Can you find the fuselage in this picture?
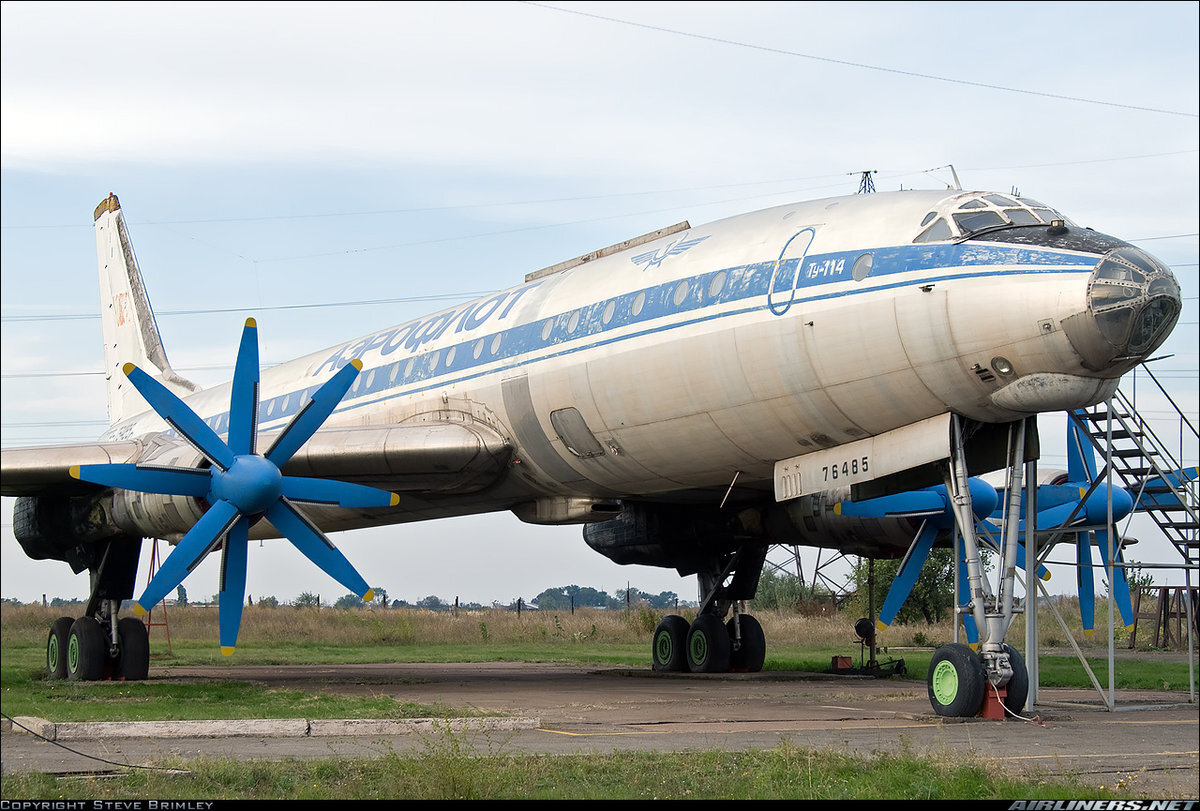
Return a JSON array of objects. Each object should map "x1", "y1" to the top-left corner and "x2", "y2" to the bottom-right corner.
[{"x1": 98, "y1": 189, "x2": 1182, "y2": 529}]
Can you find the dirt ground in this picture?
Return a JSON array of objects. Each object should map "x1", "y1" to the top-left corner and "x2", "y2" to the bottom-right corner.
[{"x1": 3, "y1": 660, "x2": 1197, "y2": 799}]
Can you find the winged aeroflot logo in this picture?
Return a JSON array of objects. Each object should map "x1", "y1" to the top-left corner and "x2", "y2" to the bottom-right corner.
[{"x1": 630, "y1": 233, "x2": 710, "y2": 271}]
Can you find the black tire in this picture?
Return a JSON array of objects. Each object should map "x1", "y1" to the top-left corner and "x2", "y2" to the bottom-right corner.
[
  {"x1": 651, "y1": 615, "x2": 689, "y2": 672},
  {"x1": 115, "y1": 617, "x2": 150, "y2": 681},
  {"x1": 927, "y1": 642, "x2": 985, "y2": 717},
  {"x1": 1000, "y1": 643, "x2": 1029, "y2": 718},
  {"x1": 687, "y1": 614, "x2": 731, "y2": 673},
  {"x1": 727, "y1": 614, "x2": 766, "y2": 673},
  {"x1": 46, "y1": 616, "x2": 75, "y2": 680},
  {"x1": 67, "y1": 617, "x2": 107, "y2": 681}
]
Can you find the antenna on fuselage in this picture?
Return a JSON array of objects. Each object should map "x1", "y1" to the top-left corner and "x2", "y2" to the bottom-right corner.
[
  {"x1": 853, "y1": 170, "x2": 877, "y2": 194},
  {"x1": 925, "y1": 164, "x2": 963, "y2": 190}
]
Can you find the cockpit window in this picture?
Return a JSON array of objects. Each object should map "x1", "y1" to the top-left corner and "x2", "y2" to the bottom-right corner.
[
  {"x1": 912, "y1": 192, "x2": 1076, "y2": 243},
  {"x1": 953, "y1": 210, "x2": 1006, "y2": 232},
  {"x1": 915, "y1": 217, "x2": 953, "y2": 243}
]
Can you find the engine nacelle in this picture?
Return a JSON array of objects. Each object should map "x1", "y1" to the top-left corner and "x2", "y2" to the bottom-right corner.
[{"x1": 583, "y1": 502, "x2": 765, "y2": 575}]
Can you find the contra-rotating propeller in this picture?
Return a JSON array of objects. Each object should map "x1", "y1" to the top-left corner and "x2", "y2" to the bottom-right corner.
[{"x1": 71, "y1": 318, "x2": 399, "y2": 654}]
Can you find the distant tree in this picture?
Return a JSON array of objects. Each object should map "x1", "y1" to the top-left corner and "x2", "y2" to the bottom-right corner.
[
  {"x1": 176, "y1": 585, "x2": 188, "y2": 606},
  {"x1": 416, "y1": 595, "x2": 449, "y2": 611},
  {"x1": 848, "y1": 550, "x2": 957, "y2": 625},
  {"x1": 533, "y1": 587, "x2": 571, "y2": 610},
  {"x1": 646, "y1": 590, "x2": 682, "y2": 610},
  {"x1": 372, "y1": 588, "x2": 389, "y2": 608},
  {"x1": 257, "y1": 595, "x2": 279, "y2": 608},
  {"x1": 294, "y1": 592, "x2": 320, "y2": 608},
  {"x1": 334, "y1": 593, "x2": 364, "y2": 609}
]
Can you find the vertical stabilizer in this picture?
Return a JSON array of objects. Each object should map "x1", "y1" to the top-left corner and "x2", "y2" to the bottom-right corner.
[{"x1": 94, "y1": 194, "x2": 198, "y2": 424}]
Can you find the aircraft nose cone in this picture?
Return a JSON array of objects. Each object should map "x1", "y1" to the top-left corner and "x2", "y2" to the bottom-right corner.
[{"x1": 1063, "y1": 246, "x2": 1181, "y2": 371}]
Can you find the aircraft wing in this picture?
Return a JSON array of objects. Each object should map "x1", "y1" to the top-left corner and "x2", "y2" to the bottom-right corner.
[{"x1": 0, "y1": 422, "x2": 512, "y2": 499}]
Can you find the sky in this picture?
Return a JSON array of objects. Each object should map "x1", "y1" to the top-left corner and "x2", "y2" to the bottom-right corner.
[{"x1": 2, "y1": 1, "x2": 1197, "y2": 611}]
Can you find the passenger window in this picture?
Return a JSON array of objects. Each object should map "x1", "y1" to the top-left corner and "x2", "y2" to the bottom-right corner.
[{"x1": 851, "y1": 253, "x2": 873, "y2": 282}]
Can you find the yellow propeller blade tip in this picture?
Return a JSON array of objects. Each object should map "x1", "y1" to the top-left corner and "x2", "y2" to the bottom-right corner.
[
  {"x1": 1124, "y1": 624, "x2": 1134, "y2": 633},
  {"x1": 875, "y1": 619, "x2": 888, "y2": 632},
  {"x1": 1083, "y1": 629, "x2": 1094, "y2": 637},
  {"x1": 1041, "y1": 571, "x2": 1052, "y2": 581},
  {"x1": 69, "y1": 465, "x2": 81, "y2": 479},
  {"x1": 363, "y1": 589, "x2": 375, "y2": 602},
  {"x1": 221, "y1": 646, "x2": 236, "y2": 657},
  {"x1": 389, "y1": 493, "x2": 400, "y2": 506},
  {"x1": 350, "y1": 359, "x2": 363, "y2": 371},
  {"x1": 122, "y1": 362, "x2": 137, "y2": 375},
  {"x1": 968, "y1": 643, "x2": 980, "y2": 651},
  {"x1": 132, "y1": 602, "x2": 147, "y2": 617},
  {"x1": 833, "y1": 503, "x2": 842, "y2": 515},
  {"x1": 245, "y1": 317, "x2": 257, "y2": 328}
]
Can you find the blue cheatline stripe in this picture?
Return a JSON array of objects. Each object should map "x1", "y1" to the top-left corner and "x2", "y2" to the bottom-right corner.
[{"x1": 112, "y1": 242, "x2": 1097, "y2": 439}]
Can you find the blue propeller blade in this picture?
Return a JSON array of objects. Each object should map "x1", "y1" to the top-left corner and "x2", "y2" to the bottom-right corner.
[
  {"x1": 133, "y1": 499, "x2": 241, "y2": 615},
  {"x1": 266, "y1": 498, "x2": 374, "y2": 602},
  {"x1": 123, "y1": 363, "x2": 235, "y2": 471},
  {"x1": 72, "y1": 463, "x2": 211, "y2": 498},
  {"x1": 264, "y1": 360, "x2": 362, "y2": 466},
  {"x1": 218, "y1": 518, "x2": 250, "y2": 654},
  {"x1": 835, "y1": 489, "x2": 946, "y2": 520},
  {"x1": 1077, "y1": 531, "x2": 1096, "y2": 636},
  {"x1": 80, "y1": 322, "x2": 395, "y2": 653},
  {"x1": 228, "y1": 318, "x2": 261, "y2": 457},
  {"x1": 875, "y1": 521, "x2": 938, "y2": 631},
  {"x1": 1137, "y1": 465, "x2": 1199, "y2": 508},
  {"x1": 1094, "y1": 528, "x2": 1134, "y2": 629},
  {"x1": 280, "y1": 476, "x2": 401, "y2": 508}
]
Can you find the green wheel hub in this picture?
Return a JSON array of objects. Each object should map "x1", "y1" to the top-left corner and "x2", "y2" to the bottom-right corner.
[
  {"x1": 689, "y1": 630, "x2": 709, "y2": 665},
  {"x1": 48, "y1": 636, "x2": 61, "y2": 670},
  {"x1": 931, "y1": 658, "x2": 960, "y2": 705},
  {"x1": 67, "y1": 634, "x2": 80, "y2": 674},
  {"x1": 654, "y1": 630, "x2": 674, "y2": 662}
]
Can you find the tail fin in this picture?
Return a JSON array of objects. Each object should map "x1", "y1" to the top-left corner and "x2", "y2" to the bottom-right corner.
[{"x1": 94, "y1": 194, "x2": 198, "y2": 424}]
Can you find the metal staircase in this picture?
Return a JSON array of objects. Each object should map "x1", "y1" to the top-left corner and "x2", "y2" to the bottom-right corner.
[{"x1": 1069, "y1": 366, "x2": 1198, "y2": 573}]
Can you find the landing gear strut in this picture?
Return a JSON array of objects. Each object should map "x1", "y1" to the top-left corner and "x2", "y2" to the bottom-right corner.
[
  {"x1": 651, "y1": 544, "x2": 768, "y2": 673},
  {"x1": 926, "y1": 416, "x2": 1033, "y2": 718},
  {"x1": 42, "y1": 535, "x2": 150, "y2": 682}
]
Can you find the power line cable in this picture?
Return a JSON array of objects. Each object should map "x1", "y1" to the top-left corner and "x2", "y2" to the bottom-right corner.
[{"x1": 524, "y1": 2, "x2": 1199, "y2": 119}]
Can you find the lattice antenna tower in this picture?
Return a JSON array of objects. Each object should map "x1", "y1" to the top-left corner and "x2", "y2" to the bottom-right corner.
[{"x1": 857, "y1": 170, "x2": 877, "y2": 194}]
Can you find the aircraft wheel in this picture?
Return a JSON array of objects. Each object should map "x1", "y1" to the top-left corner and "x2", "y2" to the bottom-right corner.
[
  {"x1": 115, "y1": 617, "x2": 150, "y2": 681},
  {"x1": 1000, "y1": 643, "x2": 1029, "y2": 718},
  {"x1": 67, "y1": 617, "x2": 107, "y2": 681},
  {"x1": 46, "y1": 616, "x2": 75, "y2": 680},
  {"x1": 927, "y1": 643, "x2": 985, "y2": 717},
  {"x1": 687, "y1": 614, "x2": 731, "y2": 673},
  {"x1": 651, "y1": 615, "x2": 689, "y2": 672},
  {"x1": 727, "y1": 614, "x2": 766, "y2": 673}
]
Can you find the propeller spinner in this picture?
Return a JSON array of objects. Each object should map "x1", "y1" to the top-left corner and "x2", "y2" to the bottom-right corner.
[{"x1": 71, "y1": 319, "x2": 399, "y2": 654}]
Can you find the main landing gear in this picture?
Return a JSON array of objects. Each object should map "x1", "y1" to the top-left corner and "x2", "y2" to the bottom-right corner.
[
  {"x1": 46, "y1": 600, "x2": 150, "y2": 682},
  {"x1": 925, "y1": 415, "x2": 1035, "y2": 718},
  {"x1": 38, "y1": 534, "x2": 151, "y2": 682},
  {"x1": 652, "y1": 544, "x2": 768, "y2": 674}
]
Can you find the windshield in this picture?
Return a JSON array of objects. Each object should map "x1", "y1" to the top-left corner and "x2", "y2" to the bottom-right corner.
[{"x1": 914, "y1": 192, "x2": 1075, "y2": 243}]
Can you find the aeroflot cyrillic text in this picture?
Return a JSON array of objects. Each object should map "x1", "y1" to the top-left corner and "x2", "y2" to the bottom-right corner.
[{"x1": 313, "y1": 283, "x2": 540, "y2": 376}]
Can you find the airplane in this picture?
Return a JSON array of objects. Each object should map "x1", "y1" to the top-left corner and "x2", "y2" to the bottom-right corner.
[{"x1": 0, "y1": 187, "x2": 1183, "y2": 717}]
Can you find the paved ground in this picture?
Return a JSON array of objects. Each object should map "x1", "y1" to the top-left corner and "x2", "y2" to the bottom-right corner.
[{"x1": 3, "y1": 661, "x2": 1197, "y2": 798}]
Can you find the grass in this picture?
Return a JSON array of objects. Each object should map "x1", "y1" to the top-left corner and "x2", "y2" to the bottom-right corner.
[
  {"x1": 2, "y1": 600, "x2": 1194, "y2": 800},
  {"x1": 0, "y1": 740, "x2": 1107, "y2": 800},
  {"x1": 2, "y1": 601, "x2": 1195, "y2": 722}
]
